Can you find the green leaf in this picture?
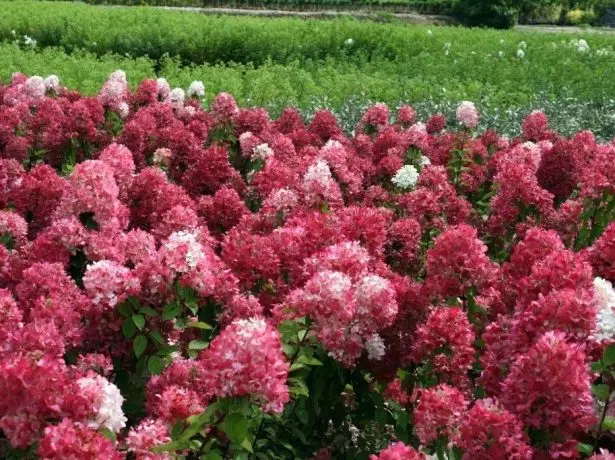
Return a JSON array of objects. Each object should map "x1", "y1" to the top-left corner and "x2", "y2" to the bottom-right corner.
[
  {"x1": 186, "y1": 301, "x2": 199, "y2": 316},
  {"x1": 202, "y1": 453, "x2": 223, "y2": 460},
  {"x1": 135, "y1": 354, "x2": 147, "y2": 378},
  {"x1": 117, "y1": 302, "x2": 133, "y2": 317},
  {"x1": 127, "y1": 296, "x2": 141, "y2": 309},
  {"x1": 282, "y1": 344, "x2": 296, "y2": 357},
  {"x1": 98, "y1": 427, "x2": 116, "y2": 441},
  {"x1": 577, "y1": 442, "x2": 594, "y2": 455},
  {"x1": 240, "y1": 437, "x2": 254, "y2": 453},
  {"x1": 295, "y1": 404, "x2": 308, "y2": 425},
  {"x1": 132, "y1": 314, "x2": 145, "y2": 331},
  {"x1": 232, "y1": 396, "x2": 250, "y2": 416},
  {"x1": 171, "y1": 421, "x2": 185, "y2": 439},
  {"x1": 180, "y1": 405, "x2": 218, "y2": 442},
  {"x1": 122, "y1": 317, "x2": 137, "y2": 339},
  {"x1": 288, "y1": 377, "x2": 309, "y2": 397},
  {"x1": 133, "y1": 334, "x2": 148, "y2": 358},
  {"x1": 147, "y1": 355, "x2": 165, "y2": 375},
  {"x1": 290, "y1": 363, "x2": 306, "y2": 372},
  {"x1": 604, "y1": 344, "x2": 615, "y2": 366},
  {"x1": 279, "y1": 319, "x2": 302, "y2": 339},
  {"x1": 592, "y1": 383, "x2": 610, "y2": 401},
  {"x1": 149, "y1": 330, "x2": 165, "y2": 345},
  {"x1": 189, "y1": 340, "x2": 209, "y2": 350},
  {"x1": 151, "y1": 439, "x2": 191, "y2": 453},
  {"x1": 602, "y1": 415, "x2": 615, "y2": 431},
  {"x1": 221, "y1": 413, "x2": 248, "y2": 445},
  {"x1": 139, "y1": 306, "x2": 159, "y2": 317},
  {"x1": 297, "y1": 355, "x2": 322, "y2": 366},
  {"x1": 591, "y1": 361, "x2": 605, "y2": 373},
  {"x1": 162, "y1": 301, "x2": 182, "y2": 321},
  {"x1": 187, "y1": 321, "x2": 213, "y2": 330}
]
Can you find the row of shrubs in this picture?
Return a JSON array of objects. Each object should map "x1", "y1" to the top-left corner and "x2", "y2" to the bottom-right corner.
[
  {"x1": 67, "y1": 0, "x2": 615, "y2": 28},
  {"x1": 74, "y1": 0, "x2": 454, "y2": 14}
]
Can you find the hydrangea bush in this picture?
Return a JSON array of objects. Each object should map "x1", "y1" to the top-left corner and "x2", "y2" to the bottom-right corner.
[{"x1": 1, "y1": 71, "x2": 615, "y2": 459}]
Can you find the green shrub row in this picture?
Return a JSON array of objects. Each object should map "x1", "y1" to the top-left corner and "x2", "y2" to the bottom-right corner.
[
  {"x1": 2, "y1": 42, "x2": 615, "y2": 139},
  {"x1": 4, "y1": 1, "x2": 615, "y2": 66},
  {"x1": 4, "y1": 2, "x2": 615, "y2": 97},
  {"x1": 78, "y1": 0, "x2": 453, "y2": 13},
  {"x1": 0, "y1": 1, "x2": 456, "y2": 65},
  {"x1": 34, "y1": 0, "x2": 615, "y2": 26}
]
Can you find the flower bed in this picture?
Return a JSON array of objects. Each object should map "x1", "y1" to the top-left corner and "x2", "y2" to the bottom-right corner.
[{"x1": 1, "y1": 71, "x2": 615, "y2": 458}]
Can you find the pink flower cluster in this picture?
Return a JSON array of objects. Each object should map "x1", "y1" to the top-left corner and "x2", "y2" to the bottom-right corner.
[
  {"x1": 370, "y1": 442, "x2": 425, "y2": 459},
  {"x1": 145, "y1": 317, "x2": 289, "y2": 423},
  {"x1": 1, "y1": 73, "x2": 615, "y2": 457},
  {"x1": 281, "y1": 241, "x2": 398, "y2": 366}
]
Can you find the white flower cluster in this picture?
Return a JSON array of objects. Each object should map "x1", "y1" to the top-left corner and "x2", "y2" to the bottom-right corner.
[
  {"x1": 109, "y1": 70, "x2": 127, "y2": 85},
  {"x1": 408, "y1": 122, "x2": 427, "y2": 134},
  {"x1": 235, "y1": 317, "x2": 268, "y2": 341},
  {"x1": 253, "y1": 143, "x2": 274, "y2": 160},
  {"x1": 187, "y1": 80, "x2": 205, "y2": 98},
  {"x1": 418, "y1": 155, "x2": 431, "y2": 167},
  {"x1": 309, "y1": 270, "x2": 352, "y2": 304},
  {"x1": 43, "y1": 75, "x2": 60, "y2": 93},
  {"x1": 323, "y1": 139, "x2": 343, "y2": 151},
  {"x1": 78, "y1": 375, "x2": 127, "y2": 433},
  {"x1": 164, "y1": 230, "x2": 205, "y2": 271},
  {"x1": 592, "y1": 277, "x2": 615, "y2": 343},
  {"x1": 25, "y1": 76, "x2": 45, "y2": 100},
  {"x1": 364, "y1": 334, "x2": 386, "y2": 361},
  {"x1": 23, "y1": 35, "x2": 37, "y2": 47},
  {"x1": 267, "y1": 187, "x2": 299, "y2": 210},
  {"x1": 303, "y1": 159, "x2": 334, "y2": 188},
  {"x1": 169, "y1": 87, "x2": 185, "y2": 106},
  {"x1": 153, "y1": 147, "x2": 173, "y2": 167},
  {"x1": 570, "y1": 38, "x2": 590, "y2": 54},
  {"x1": 392, "y1": 165, "x2": 419, "y2": 190},
  {"x1": 156, "y1": 77, "x2": 170, "y2": 100}
]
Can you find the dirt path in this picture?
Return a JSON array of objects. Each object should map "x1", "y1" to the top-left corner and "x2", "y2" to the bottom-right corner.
[
  {"x1": 103, "y1": 4, "x2": 455, "y2": 24},
  {"x1": 516, "y1": 24, "x2": 615, "y2": 34},
  {"x1": 102, "y1": 4, "x2": 615, "y2": 32}
]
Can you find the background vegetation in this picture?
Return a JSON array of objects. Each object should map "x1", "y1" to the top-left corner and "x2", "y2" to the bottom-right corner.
[
  {"x1": 35, "y1": 0, "x2": 615, "y2": 26},
  {"x1": 2, "y1": 1, "x2": 615, "y2": 137}
]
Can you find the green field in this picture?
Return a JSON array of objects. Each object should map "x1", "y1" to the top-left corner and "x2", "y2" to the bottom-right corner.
[{"x1": 2, "y1": 1, "x2": 615, "y2": 138}]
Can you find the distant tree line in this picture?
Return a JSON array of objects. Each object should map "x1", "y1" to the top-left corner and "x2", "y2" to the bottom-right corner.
[{"x1": 457, "y1": 0, "x2": 614, "y2": 28}]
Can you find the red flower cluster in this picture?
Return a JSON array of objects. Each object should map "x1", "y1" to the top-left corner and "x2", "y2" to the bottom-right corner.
[
  {"x1": 413, "y1": 384, "x2": 468, "y2": 445},
  {"x1": 1, "y1": 73, "x2": 614, "y2": 458}
]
